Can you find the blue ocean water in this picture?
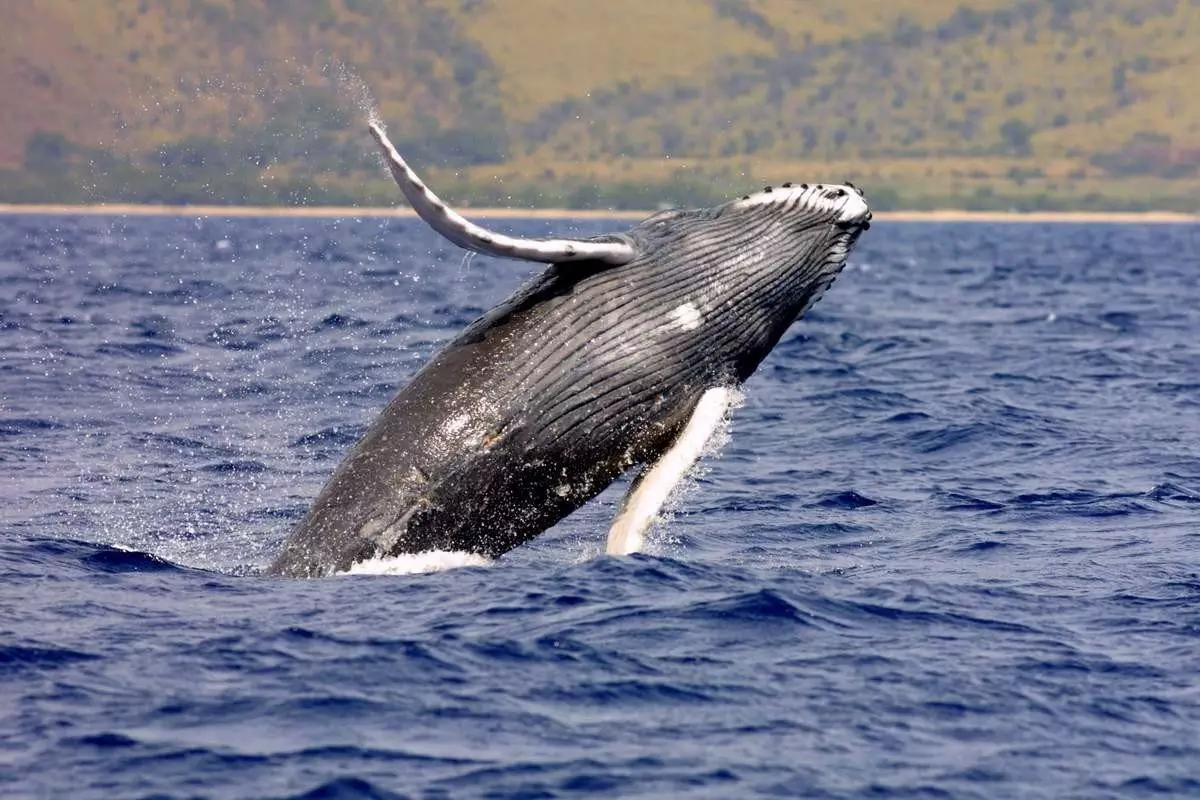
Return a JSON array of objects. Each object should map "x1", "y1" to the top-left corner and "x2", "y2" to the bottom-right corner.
[{"x1": 2, "y1": 212, "x2": 1199, "y2": 798}]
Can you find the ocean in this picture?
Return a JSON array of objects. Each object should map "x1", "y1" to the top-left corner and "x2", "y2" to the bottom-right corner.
[{"x1": 2, "y1": 213, "x2": 1198, "y2": 798}]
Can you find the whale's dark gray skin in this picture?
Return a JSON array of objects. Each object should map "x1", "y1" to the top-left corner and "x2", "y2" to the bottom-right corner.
[{"x1": 267, "y1": 121, "x2": 871, "y2": 577}]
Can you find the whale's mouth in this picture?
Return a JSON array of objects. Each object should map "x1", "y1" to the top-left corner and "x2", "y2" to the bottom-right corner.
[{"x1": 341, "y1": 550, "x2": 494, "y2": 576}]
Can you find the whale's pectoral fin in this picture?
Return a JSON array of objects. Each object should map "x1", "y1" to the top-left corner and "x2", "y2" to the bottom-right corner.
[
  {"x1": 606, "y1": 387, "x2": 735, "y2": 555},
  {"x1": 368, "y1": 121, "x2": 637, "y2": 266}
]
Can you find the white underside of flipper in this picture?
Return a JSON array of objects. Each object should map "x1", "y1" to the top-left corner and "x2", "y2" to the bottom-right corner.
[
  {"x1": 606, "y1": 387, "x2": 735, "y2": 555},
  {"x1": 368, "y1": 122, "x2": 636, "y2": 265}
]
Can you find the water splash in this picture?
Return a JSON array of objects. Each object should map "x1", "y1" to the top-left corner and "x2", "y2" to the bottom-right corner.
[
  {"x1": 326, "y1": 59, "x2": 380, "y2": 128},
  {"x1": 343, "y1": 550, "x2": 493, "y2": 575}
]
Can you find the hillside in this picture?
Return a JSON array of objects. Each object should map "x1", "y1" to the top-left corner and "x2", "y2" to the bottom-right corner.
[{"x1": 1, "y1": 0, "x2": 1198, "y2": 210}]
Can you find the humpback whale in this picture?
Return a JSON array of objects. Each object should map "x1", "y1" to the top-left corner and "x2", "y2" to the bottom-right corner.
[{"x1": 267, "y1": 121, "x2": 871, "y2": 577}]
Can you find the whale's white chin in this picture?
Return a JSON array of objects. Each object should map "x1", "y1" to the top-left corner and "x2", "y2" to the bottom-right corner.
[{"x1": 341, "y1": 550, "x2": 494, "y2": 576}]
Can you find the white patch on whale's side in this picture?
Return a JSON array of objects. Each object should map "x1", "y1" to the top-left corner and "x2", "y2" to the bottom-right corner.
[
  {"x1": 443, "y1": 412, "x2": 472, "y2": 436},
  {"x1": 670, "y1": 302, "x2": 703, "y2": 332},
  {"x1": 342, "y1": 550, "x2": 493, "y2": 576}
]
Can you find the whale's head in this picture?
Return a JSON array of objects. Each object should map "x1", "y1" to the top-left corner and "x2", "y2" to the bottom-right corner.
[
  {"x1": 721, "y1": 180, "x2": 872, "y2": 255},
  {"x1": 625, "y1": 181, "x2": 871, "y2": 322}
]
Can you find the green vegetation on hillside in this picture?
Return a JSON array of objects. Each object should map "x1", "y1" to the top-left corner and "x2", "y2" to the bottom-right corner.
[{"x1": 1, "y1": 0, "x2": 1197, "y2": 210}]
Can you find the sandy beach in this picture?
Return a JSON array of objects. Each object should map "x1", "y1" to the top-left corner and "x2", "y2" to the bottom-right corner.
[{"x1": 0, "y1": 203, "x2": 1197, "y2": 224}]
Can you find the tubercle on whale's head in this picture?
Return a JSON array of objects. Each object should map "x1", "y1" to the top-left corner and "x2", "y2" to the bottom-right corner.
[{"x1": 726, "y1": 181, "x2": 872, "y2": 227}]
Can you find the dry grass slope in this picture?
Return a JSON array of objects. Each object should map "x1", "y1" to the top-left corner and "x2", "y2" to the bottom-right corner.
[{"x1": 1, "y1": 0, "x2": 1197, "y2": 208}]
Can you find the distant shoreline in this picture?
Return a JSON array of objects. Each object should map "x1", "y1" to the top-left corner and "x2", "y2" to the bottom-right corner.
[{"x1": 0, "y1": 203, "x2": 1197, "y2": 224}]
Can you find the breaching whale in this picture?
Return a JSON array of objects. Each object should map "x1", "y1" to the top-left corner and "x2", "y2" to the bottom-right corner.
[{"x1": 267, "y1": 121, "x2": 871, "y2": 577}]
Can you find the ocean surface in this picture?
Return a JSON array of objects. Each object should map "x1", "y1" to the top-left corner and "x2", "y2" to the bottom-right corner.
[{"x1": 2, "y1": 212, "x2": 1198, "y2": 799}]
